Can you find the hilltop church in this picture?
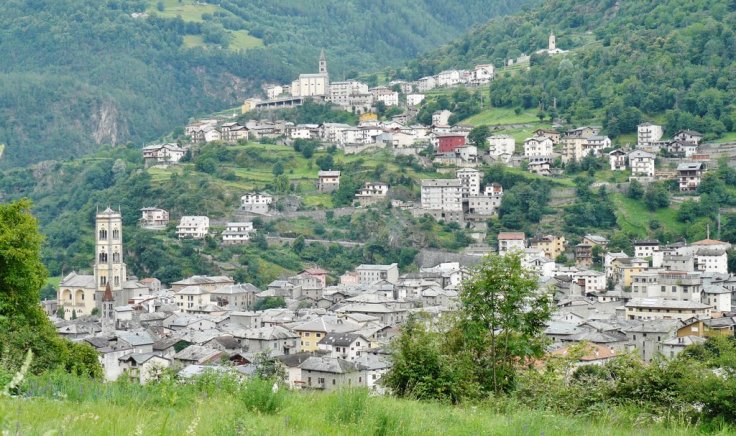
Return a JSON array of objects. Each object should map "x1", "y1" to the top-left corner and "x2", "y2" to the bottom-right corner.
[
  {"x1": 290, "y1": 49, "x2": 330, "y2": 98},
  {"x1": 58, "y1": 207, "x2": 149, "y2": 317}
]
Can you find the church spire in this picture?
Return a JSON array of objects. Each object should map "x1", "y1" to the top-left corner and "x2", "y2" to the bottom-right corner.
[{"x1": 319, "y1": 49, "x2": 328, "y2": 75}]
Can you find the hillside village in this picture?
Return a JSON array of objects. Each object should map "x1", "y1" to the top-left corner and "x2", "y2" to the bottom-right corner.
[{"x1": 42, "y1": 43, "x2": 736, "y2": 391}]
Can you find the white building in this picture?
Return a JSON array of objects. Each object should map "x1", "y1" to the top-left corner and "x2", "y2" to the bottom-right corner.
[
  {"x1": 329, "y1": 81, "x2": 370, "y2": 107},
  {"x1": 572, "y1": 270, "x2": 606, "y2": 292},
  {"x1": 139, "y1": 208, "x2": 169, "y2": 229},
  {"x1": 637, "y1": 123, "x2": 664, "y2": 145},
  {"x1": 266, "y1": 85, "x2": 284, "y2": 100},
  {"x1": 695, "y1": 248, "x2": 728, "y2": 274},
  {"x1": 356, "y1": 264, "x2": 399, "y2": 284},
  {"x1": 583, "y1": 136, "x2": 612, "y2": 157},
  {"x1": 222, "y1": 222, "x2": 255, "y2": 245},
  {"x1": 472, "y1": 64, "x2": 495, "y2": 84},
  {"x1": 702, "y1": 285, "x2": 732, "y2": 313},
  {"x1": 436, "y1": 70, "x2": 462, "y2": 87},
  {"x1": 176, "y1": 216, "x2": 210, "y2": 239},
  {"x1": 608, "y1": 149, "x2": 627, "y2": 171},
  {"x1": 370, "y1": 87, "x2": 399, "y2": 107},
  {"x1": 289, "y1": 124, "x2": 318, "y2": 140},
  {"x1": 406, "y1": 94, "x2": 425, "y2": 106},
  {"x1": 633, "y1": 240, "x2": 660, "y2": 259},
  {"x1": 456, "y1": 168, "x2": 482, "y2": 197},
  {"x1": 291, "y1": 50, "x2": 330, "y2": 97},
  {"x1": 420, "y1": 179, "x2": 462, "y2": 212},
  {"x1": 355, "y1": 182, "x2": 389, "y2": 206},
  {"x1": 432, "y1": 110, "x2": 453, "y2": 127},
  {"x1": 524, "y1": 136, "x2": 554, "y2": 157},
  {"x1": 240, "y1": 193, "x2": 273, "y2": 214},
  {"x1": 498, "y1": 232, "x2": 525, "y2": 255},
  {"x1": 142, "y1": 143, "x2": 186, "y2": 165},
  {"x1": 488, "y1": 135, "x2": 515, "y2": 157},
  {"x1": 677, "y1": 162, "x2": 704, "y2": 192},
  {"x1": 628, "y1": 150, "x2": 656, "y2": 177}
]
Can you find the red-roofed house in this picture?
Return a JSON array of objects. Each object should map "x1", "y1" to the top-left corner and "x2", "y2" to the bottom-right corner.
[{"x1": 498, "y1": 232, "x2": 525, "y2": 255}]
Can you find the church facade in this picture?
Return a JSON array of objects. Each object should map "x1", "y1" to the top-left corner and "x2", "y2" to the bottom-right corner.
[
  {"x1": 58, "y1": 207, "x2": 147, "y2": 317},
  {"x1": 291, "y1": 50, "x2": 330, "y2": 98}
]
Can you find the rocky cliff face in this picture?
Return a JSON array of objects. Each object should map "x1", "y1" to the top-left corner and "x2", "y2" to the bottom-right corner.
[{"x1": 91, "y1": 100, "x2": 128, "y2": 146}]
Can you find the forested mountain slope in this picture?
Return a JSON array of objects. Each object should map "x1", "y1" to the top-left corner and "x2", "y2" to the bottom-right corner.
[
  {"x1": 0, "y1": 0, "x2": 534, "y2": 168},
  {"x1": 410, "y1": 0, "x2": 736, "y2": 138}
]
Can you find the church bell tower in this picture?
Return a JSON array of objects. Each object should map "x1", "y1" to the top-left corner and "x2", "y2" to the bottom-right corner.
[
  {"x1": 94, "y1": 207, "x2": 127, "y2": 308},
  {"x1": 319, "y1": 49, "x2": 328, "y2": 75},
  {"x1": 549, "y1": 32, "x2": 557, "y2": 52}
]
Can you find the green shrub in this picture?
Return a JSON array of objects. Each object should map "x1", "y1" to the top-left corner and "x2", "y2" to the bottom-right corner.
[{"x1": 239, "y1": 378, "x2": 285, "y2": 415}]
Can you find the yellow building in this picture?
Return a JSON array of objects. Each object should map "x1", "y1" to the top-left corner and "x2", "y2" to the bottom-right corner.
[
  {"x1": 242, "y1": 98, "x2": 261, "y2": 114},
  {"x1": 530, "y1": 235, "x2": 566, "y2": 260},
  {"x1": 677, "y1": 319, "x2": 736, "y2": 338},
  {"x1": 58, "y1": 272, "x2": 97, "y2": 317},
  {"x1": 612, "y1": 257, "x2": 648, "y2": 287},
  {"x1": 359, "y1": 113, "x2": 378, "y2": 122},
  {"x1": 292, "y1": 317, "x2": 359, "y2": 352}
]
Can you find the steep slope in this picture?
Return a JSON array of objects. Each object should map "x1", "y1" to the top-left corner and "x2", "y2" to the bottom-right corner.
[
  {"x1": 0, "y1": 0, "x2": 536, "y2": 168},
  {"x1": 410, "y1": 0, "x2": 736, "y2": 139}
]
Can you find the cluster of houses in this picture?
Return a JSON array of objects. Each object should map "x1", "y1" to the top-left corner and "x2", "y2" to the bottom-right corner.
[
  {"x1": 418, "y1": 168, "x2": 503, "y2": 224},
  {"x1": 48, "y1": 209, "x2": 466, "y2": 389},
  {"x1": 45, "y1": 206, "x2": 736, "y2": 390},
  {"x1": 495, "y1": 231, "x2": 736, "y2": 362},
  {"x1": 241, "y1": 50, "x2": 494, "y2": 116}
]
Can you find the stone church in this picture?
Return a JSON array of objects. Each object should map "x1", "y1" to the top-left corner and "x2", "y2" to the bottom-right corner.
[{"x1": 58, "y1": 207, "x2": 149, "y2": 317}]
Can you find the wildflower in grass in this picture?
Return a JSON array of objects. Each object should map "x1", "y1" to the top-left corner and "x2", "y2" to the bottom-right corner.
[{"x1": 2, "y1": 350, "x2": 33, "y2": 396}]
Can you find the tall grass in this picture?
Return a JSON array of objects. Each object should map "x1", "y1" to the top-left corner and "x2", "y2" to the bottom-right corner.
[
  {"x1": 239, "y1": 378, "x2": 285, "y2": 414},
  {"x1": 0, "y1": 372, "x2": 730, "y2": 435}
]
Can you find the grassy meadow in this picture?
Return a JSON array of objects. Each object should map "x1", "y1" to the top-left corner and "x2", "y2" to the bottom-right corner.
[{"x1": 0, "y1": 373, "x2": 716, "y2": 436}]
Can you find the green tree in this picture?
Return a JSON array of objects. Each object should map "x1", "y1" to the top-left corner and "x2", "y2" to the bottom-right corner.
[
  {"x1": 0, "y1": 200, "x2": 101, "y2": 377},
  {"x1": 454, "y1": 252, "x2": 552, "y2": 394},
  {"x1": 252, "y1": 349, "x2": 287, "y2": 380},
  {"x1": 383, "y1": 313, "x2": 477, "y2": 403},
  {"x1": 644, "y1": 183, "x2": 670, "y2": 211},
  {"x1": 468, "y1": 125, "x2": 490, "y2": 149},
  {"x1": 627, "y1": 179, "x2": 644, "y2": 200},
  {"x1": 253, "y1": 297, "x2": 286, "y2": 311}
]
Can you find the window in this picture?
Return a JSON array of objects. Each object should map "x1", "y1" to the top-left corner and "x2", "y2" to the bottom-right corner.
[
  {"x1": 113, "y1": 229, "x2": 120, "y2": 240},
  {"x1": 100, "y1": 276, "x2": 107, "y2": 286},
  {"x1": 99, "y1": 252, "x2": 108, "y2": 262},
  {"x1": 332, "y1": 379, "x2": 336, "y2": 385},
  {"x1": 113, "y1": 252, "x2": 120, "y2": 262},
  {"x1": 99, "y1": 229, "x2": 107, "y2": 239},
  {"x1": 318, "y1": 378, "x2": 325, "y2": 384}
]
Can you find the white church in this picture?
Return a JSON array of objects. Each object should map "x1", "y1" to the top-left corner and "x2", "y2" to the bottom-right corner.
[{"x1": 538, "y1": 32, "x2": 567, "y2": 56}]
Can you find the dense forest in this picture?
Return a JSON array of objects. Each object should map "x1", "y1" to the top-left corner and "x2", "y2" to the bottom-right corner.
[
  {"x1": 0, "y1": 0, "x2": 535, "y2": 168},
  {"x1": 406, "y1": 0, "x2": 736, "y2": 138}
]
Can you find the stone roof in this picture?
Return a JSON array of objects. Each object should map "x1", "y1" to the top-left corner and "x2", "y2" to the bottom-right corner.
[
  {"x1": 116, "y1": 330, "x2": 154, "y2": 347},
  {"x1": 626, "y1": 298, "x2": 710, "y2": 310},
  {"x1": 173, "y1": 345, "x2": 221, "y2": 362},
  {"x1": 60, "y1": 272, "x2": 95, "y2": 289},
  {"x1": 318, "y1": 332, "x2": 367, "y2": 347},
  {"x1": 298, "y1": 356, "x2": 360, "y2": 374}
]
